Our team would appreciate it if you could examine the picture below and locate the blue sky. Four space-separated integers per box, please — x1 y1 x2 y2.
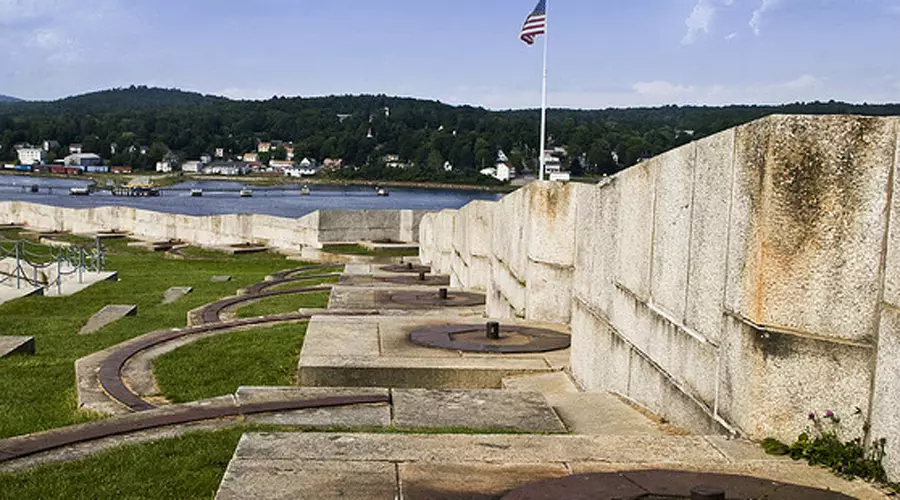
0 0 898 109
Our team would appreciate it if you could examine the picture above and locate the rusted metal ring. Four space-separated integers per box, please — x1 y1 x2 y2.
386 290 485 307
376 275 451 286
379 263 432 274
408 323 570 353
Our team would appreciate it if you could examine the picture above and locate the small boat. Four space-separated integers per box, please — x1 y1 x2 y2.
300 185 311 196
69 186 90 196
29 185 39 193
376 187 390 197
191 188 203 197
239 188 253 198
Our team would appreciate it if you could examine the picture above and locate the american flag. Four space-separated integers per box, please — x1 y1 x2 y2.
519 0 547 45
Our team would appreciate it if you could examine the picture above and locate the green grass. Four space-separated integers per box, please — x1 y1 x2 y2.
235 290 331 318
0 426 247 500
0 237 298 438
267 275 340 291
0 421 539 500
322 243 418 257
292 265 345 276
154 323 308 403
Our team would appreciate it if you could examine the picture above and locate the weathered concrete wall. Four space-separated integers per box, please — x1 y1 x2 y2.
420 115 900 478
0 203 427 251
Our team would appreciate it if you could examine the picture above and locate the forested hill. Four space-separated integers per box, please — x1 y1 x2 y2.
1 86 898 176
0 94 22 103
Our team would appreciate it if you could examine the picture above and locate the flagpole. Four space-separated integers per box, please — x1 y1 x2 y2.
538 0 549 181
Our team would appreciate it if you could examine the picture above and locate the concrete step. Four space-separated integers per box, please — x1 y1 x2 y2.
214 432 884 500
502 372 670 436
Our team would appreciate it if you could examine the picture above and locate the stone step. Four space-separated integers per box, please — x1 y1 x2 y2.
214 432 884 500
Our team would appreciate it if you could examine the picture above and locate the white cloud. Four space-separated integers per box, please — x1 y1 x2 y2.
750 0 781 35
682 0 736 45
682 1 717 45
725 32 738 40
632 80 695 97
781 74 823 89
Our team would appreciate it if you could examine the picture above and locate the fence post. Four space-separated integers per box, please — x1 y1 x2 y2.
57 252 62 295
78 248 84 283
14 241 20 289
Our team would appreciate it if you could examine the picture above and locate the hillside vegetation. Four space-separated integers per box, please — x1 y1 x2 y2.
2 86 898 180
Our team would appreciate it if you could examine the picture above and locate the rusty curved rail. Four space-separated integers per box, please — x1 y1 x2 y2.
0 265 385 464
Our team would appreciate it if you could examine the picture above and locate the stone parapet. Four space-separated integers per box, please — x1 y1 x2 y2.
419 114 900 480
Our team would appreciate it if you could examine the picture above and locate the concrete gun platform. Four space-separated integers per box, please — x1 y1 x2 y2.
327 285 485 316
215 432 886 500
79 305 137 334
298 315 569 389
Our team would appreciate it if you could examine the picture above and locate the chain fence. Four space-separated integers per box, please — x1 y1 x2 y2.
0 233 106 295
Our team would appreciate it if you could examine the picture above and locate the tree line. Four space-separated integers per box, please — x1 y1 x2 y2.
1 86 898 182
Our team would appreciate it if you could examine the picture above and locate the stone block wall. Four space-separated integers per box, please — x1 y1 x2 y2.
0 203 426 251
419 114 900 478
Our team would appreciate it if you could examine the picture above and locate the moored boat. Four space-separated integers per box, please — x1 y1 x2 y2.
239 188 253 198
69 186 90 196
191 188 203 197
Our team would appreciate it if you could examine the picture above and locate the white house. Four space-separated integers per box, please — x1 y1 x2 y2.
285 158 321 177
68 144 83 155
443 161 453 172
215 148 225 158
156 161 173 173
542 151 562 174
269 159 294 170
17 148 45 165
243 152 259 162
181 161 202 174
64 153 102 167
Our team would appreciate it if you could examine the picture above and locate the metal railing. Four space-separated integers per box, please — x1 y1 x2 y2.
0 233 106 295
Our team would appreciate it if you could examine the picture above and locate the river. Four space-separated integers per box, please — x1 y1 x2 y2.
0 176 502 218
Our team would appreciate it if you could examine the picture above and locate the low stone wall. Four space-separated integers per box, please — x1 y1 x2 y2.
419 114 900 479
0 203 427 251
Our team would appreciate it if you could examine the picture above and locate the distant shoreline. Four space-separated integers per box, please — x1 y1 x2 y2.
0 170 518 194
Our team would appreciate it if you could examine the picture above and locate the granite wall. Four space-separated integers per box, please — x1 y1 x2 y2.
0 203 427 251
419 114 900 479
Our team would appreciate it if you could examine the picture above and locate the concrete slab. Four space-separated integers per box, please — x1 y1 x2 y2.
298 315 569 389
401 462 569 499
217 433 886 500
0 336 34 357
43 271 118 297
327 285 484 316
392 389 567 433
234 387 391 428
216 459 397 500
0 285 43 306
162 286 193 304
211 276 232 283
502 373 667 436
79 304 137 335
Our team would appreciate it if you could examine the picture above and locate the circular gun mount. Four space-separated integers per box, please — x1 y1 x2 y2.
380 263 432 274
408 322 570 354
385 289 485 308
376 274 450 286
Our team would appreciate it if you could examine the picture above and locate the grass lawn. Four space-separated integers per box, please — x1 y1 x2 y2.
0 236 296 438
291 265 345 276
322 243 418 258
154 323 307 403
267 275 340 291
0 426 248 500
235 290 331 318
